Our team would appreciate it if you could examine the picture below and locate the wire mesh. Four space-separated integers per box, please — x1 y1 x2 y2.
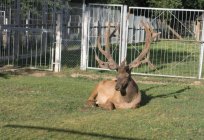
61 39 81 69
127 7 204 78
61 5 83 69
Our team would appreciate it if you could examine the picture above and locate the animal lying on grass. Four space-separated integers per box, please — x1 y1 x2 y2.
86 61 141 110
86 20 161 110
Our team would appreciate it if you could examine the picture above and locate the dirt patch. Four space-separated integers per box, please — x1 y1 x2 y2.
71 73 97 79
70 72 167 85
28 70 67 78
70 72 204 86
136 80 167 85
30 72 47 77
71 73 115 80
0 67 52 77
191 81 203 86
2 66 203 86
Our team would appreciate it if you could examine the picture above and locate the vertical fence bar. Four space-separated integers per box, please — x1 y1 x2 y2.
54 13 62 72
80 2 88 70
41 0 48 67
120 5 127 63
198 13 204 79
14 0 20 66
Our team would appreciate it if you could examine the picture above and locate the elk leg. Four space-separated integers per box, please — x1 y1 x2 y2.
86 84 99 107
99 100 115 110
116 102 139 109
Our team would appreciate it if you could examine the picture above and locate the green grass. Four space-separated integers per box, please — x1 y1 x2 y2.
0 73 204 140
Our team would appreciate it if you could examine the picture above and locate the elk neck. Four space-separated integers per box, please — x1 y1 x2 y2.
120 77 138 97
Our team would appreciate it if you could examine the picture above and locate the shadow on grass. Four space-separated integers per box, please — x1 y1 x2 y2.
140 86 191 106
143 65 167 73
4 124 145 140
0 73 10 79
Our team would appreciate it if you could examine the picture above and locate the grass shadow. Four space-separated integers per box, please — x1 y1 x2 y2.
144 65 167 73
4 124 146 140
0 73 10 79
140 86 190 106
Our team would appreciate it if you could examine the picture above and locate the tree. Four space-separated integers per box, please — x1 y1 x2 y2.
84 0 204 9
181 0 204 9
84 0 148 6
147 0 182 8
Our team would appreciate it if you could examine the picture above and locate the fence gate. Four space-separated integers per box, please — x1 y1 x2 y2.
83 5 204 79
84 4 126 70
126 7 204 79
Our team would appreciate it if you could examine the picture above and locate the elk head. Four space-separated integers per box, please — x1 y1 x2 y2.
114 60 130 91
95 20 161 93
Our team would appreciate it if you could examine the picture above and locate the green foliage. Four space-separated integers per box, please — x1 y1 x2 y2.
182 0 204 9
2 0 70 18
85 0 147 6
147 0 182 8
86 0 204 9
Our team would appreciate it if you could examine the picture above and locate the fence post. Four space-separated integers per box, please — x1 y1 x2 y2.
120 5 128 63
42 0 48 60
54 13 62 72
198 13 204 79
14 0 20 65
80 3 88 70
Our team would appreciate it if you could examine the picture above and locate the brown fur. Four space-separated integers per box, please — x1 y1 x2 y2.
86 65 141 110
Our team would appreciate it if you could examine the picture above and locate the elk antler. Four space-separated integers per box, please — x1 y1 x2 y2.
129 20 161 69
95 22 119 70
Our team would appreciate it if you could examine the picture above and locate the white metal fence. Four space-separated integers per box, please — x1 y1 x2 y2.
81 4 204 79
0 1 204 79
0 0 56 70
128 7 204 79
0 0 83 72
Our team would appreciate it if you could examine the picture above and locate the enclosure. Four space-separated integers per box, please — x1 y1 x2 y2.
1 1 204 139
0 1 204 79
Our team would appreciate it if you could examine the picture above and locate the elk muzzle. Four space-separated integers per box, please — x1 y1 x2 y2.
115 79 128 91
115 84 121 91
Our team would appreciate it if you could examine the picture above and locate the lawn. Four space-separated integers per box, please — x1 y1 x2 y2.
0 71 204 140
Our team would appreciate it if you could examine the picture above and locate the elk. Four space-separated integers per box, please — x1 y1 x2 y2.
86 20 161 110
